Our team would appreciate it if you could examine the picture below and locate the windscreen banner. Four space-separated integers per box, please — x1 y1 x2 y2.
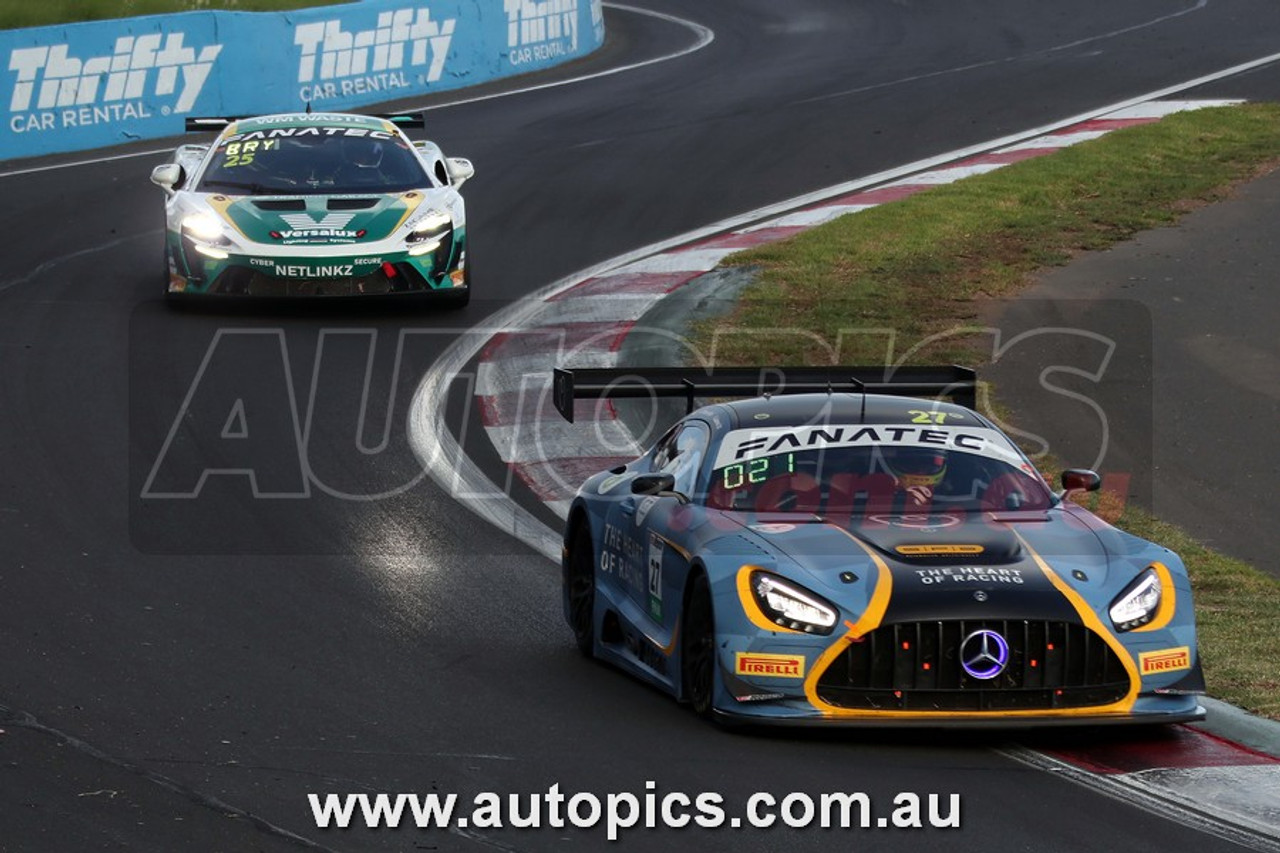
1 0 605 161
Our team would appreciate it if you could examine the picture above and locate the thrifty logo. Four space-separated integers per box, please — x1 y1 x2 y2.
294 8 454 102
505 0 578 65
1139 646 1191 675
7 34 221 132
735 652 805 679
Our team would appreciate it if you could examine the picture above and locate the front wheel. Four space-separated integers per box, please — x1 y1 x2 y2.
682 573 716 718
567 524 595 657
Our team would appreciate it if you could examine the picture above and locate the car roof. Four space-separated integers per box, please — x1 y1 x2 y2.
714 392 988 430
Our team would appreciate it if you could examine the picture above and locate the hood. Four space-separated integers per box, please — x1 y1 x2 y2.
213 192 425 246
731 511 1113 623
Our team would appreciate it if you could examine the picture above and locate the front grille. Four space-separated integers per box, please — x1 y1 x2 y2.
815 620 1131 712
208 262 431 296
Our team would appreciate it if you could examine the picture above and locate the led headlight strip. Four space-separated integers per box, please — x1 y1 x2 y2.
746 569 837 635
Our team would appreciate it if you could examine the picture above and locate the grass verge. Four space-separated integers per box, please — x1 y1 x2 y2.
694 103 1280 719
1 0 345 30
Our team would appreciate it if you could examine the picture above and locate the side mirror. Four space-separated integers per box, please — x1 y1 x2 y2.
1061 469 1102 493
151 163 183 192
632 473 676 496
445 157 474 187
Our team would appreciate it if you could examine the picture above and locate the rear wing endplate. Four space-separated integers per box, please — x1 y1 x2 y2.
551 365 977 423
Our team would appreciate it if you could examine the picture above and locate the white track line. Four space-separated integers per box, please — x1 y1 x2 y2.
803 0 1213 105
999 746 1280 853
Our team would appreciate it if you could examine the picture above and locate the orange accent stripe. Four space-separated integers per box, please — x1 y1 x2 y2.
1132 561 1177 633
803 526 893 716
1015 531 1140 711
654 534 692 562
736 566 808 635
660 621 680 656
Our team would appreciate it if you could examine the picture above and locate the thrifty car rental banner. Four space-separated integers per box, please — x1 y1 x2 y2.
1 0 605 160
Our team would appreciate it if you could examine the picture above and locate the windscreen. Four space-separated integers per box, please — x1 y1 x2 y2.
706 424 1055 515
198 127 429 195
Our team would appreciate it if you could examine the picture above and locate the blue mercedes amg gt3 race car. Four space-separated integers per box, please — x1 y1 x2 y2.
553 366 1205 727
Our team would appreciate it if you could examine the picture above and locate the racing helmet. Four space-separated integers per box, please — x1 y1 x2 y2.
340 135 385 169
881 446 948 489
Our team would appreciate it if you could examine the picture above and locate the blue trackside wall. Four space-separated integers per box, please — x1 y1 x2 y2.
0 0 605 161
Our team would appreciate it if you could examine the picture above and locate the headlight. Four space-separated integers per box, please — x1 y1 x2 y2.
407 209 451 256
409 209 450 239
181 213 226 242
1109 567 1162 631
750 571 837 635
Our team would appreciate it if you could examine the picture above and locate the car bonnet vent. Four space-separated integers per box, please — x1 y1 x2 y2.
328 198 379 210
253 199 305 211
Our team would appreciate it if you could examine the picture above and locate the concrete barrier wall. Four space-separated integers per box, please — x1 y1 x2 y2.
1 0 605 161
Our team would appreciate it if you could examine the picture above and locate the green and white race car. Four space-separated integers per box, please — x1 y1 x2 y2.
150 111 473 303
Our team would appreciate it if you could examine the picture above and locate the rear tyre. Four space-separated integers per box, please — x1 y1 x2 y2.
682 573 716 718
567 524 595 657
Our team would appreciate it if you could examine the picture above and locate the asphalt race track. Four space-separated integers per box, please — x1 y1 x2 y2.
2 2 1279 850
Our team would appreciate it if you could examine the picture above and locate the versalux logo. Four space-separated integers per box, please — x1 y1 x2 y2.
280 213 356 231
7 34 222 134
270 212 363 242
294 8 455 103
505 0 579 65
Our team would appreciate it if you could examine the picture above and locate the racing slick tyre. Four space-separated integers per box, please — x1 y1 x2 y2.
567 523 595 657
682 573 716 719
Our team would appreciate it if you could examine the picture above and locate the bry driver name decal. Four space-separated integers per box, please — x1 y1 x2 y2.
735 652 805 679
8 34 222 134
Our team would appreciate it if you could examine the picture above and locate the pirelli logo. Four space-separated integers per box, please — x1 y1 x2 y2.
1140 646 1191 674
735 652 805 679
895 544 985 556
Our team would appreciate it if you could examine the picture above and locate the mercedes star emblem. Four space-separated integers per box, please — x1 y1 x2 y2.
960 629 1010 680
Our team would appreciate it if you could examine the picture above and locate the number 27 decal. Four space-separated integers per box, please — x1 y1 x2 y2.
907 409 958 424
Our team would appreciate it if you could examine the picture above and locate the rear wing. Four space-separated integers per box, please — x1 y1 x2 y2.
551 365 977 423
185 117 242 132
184 113 425 133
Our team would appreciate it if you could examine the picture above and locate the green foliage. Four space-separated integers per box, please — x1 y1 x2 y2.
1 0 346 29
702 105 1280 367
